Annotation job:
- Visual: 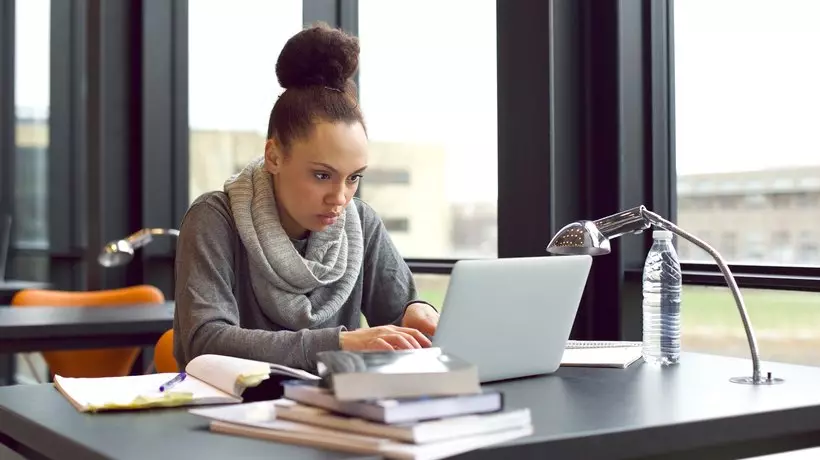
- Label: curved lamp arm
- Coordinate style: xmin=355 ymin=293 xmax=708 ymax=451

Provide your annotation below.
xmin=98 ymin=228 xmax=180 ymax=267
xmin=549 ymin=205 xmax=782 ymax=385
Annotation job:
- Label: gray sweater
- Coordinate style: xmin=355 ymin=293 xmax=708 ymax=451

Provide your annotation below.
xmin=173 ymin=192 xmax=420 ymax=371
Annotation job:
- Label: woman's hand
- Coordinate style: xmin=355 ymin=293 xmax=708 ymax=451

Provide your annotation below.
xmin=401 ymin=302 xmax=439 ymax=336
xmin=339 ymin=325 xmax=432 ymax=351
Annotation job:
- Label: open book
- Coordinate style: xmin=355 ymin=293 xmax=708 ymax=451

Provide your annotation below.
xmin=54 ymin=354 xmax=319 ymax=413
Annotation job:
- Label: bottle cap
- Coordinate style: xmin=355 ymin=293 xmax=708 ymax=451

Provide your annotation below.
xmin=653 ymin=230 xmax=673 ymax=240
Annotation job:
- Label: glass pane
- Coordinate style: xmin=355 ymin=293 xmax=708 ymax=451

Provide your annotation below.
xmin=188 ymin=0 xmax=303 ymax=202
xmin=358 ymin=0 xmax=498 ymax=259
xmin=14 ymin=0 xmax=50 ymax=252
xmin=673 ymin=0 xmax=820 ymax=266
xmin=361 ymin=273 xmax=450 ymax=328
xmin=681 ymin=286 xmax=820 ymax=367
xmin=414 ymin=273 xmax=450 ymax=311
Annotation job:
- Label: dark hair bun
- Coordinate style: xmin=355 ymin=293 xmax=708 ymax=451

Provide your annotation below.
xmin=276 ymin=22 xmax=359 ymax=90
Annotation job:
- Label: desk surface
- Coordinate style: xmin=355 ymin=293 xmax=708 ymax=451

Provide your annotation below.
xmin=2 ymin=353 xmax=820 ymax=460
xmin=0 ymin=303 xmax=174 ymax=353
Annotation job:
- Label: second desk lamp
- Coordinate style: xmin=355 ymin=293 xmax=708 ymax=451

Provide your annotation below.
xmin=98 ymin=228 xmax=180 ymax=267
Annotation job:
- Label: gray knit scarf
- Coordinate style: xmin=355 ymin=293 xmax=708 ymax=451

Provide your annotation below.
xmin=223 ymin=156 xmax=363 ymax=331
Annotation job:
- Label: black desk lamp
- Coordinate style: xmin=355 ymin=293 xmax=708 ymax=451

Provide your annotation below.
xmin=546 ymin=205 xmax=783 ymax=385
xmin=98 ymin=228 xmax=180 ymax=267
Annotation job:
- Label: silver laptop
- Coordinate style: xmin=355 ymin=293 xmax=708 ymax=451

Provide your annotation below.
xmin=431 ymin=255 xmax=592 ymax=383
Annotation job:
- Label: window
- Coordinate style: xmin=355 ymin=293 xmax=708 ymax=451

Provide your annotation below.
xmin=674 ymin=0 xmax=820 ymax=367
xmin=357 ymin=0 xmax=497 ymax=259
xmin=363 ymin=168 xmax=411 ymax=185
xmin=188 ymin=0 xmax=303 ymax=202
xmin=414 ymin=273 xmax=450 ymax=311
xmin=796 ymin=231 xmax=819 ymax=265
xmin=771 ymin=231 xmax=791 ymax=264
xmin=720 ymin=232 xmax=737 ymax=260
xmin=674 ymin=0 xmax=820 ymax=268
xmin=12 ymin=0 xmax=50 ymax=281
xmin=681 ymin=286 xmax=820 ymax=367
xmin=382 ymin=217 xmax=409 ymax=233
xmin=362 ymin=273 xmax=449 ymax=327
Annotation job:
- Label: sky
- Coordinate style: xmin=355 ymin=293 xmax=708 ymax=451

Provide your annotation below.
xmin=674 ymin=0 xmax=820 ymax=174
xmin=14 ymin=0 xmax=820 ymax=200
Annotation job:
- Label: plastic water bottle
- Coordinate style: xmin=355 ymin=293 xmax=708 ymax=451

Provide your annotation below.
xmin=642 ymin=230 xmax=681 ymax=365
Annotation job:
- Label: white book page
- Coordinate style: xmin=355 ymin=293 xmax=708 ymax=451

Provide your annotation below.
xmin=270 ymin=363 xmax=320 ymax=381
xmin=185 ymin=354 xmax=271 ymax=396
xmin=54 ymin=373 xmax=237 ymax=410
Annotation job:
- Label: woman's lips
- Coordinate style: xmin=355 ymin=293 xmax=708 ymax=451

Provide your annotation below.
xmin=317 ymin=213 xmax=339 ymax=225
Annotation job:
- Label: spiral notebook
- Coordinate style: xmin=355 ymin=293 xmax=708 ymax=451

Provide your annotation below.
xmin=561 ymin=341 xmax=643 ymax=368
xmin=566 ymin=340 xmax=642 ymax=349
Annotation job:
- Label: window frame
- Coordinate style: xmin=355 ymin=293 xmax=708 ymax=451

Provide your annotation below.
xmin=4 ymin=0 xmax=818 ymax=321
xmin=0 ymin=1 xmax=15 ymax=253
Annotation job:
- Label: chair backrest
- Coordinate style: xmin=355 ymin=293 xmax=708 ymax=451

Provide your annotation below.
xmin=153 ymin=329 xmax=178 ymax=373
xmin=12 ymin=285 xmax=166 ymax=378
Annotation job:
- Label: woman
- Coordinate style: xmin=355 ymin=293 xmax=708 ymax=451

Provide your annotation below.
xmin=173 ymin=23 xmax=440 ymax=371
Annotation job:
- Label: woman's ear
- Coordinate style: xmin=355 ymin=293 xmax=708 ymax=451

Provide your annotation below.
xmin=264 ymin=138 xmax=284 ymax=175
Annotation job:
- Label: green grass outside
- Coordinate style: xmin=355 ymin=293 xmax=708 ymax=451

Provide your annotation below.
xmin=679 ymin=285 xmax=820 ymax=333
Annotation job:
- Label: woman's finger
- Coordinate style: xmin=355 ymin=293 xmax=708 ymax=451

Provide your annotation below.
xmin=397 ymin=331 xmax=424 ymax=349
xmin=383 ymin=334 xmax=417 ymax=350
xmin=395 ymin=326 xmax=432 ymax=348
xmin=369 ymin=337 xmax=394 ymax=351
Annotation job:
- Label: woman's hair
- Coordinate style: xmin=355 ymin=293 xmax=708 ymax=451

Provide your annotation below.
xmin=267 ymin=22 xmax=365 ymax=150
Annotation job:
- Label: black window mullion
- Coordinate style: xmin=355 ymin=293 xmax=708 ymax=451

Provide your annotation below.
xmin=0 ymin=0 xmax=14 ymax=245
xmin=49 ymin=0 xmax=87 ymax=290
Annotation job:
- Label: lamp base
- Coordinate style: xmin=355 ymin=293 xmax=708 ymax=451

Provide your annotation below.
xmin=729 ymin=375 xmax=785 ymax=385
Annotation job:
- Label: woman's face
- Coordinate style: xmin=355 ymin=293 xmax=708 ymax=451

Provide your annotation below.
xmin=265 ymin=121 xmax=368 ymax=239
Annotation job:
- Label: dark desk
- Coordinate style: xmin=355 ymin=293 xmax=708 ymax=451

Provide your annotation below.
xmin=2 ymin=353 xmax=820 ymax=460
xmin=0 ymin=303 xmax=174 ymax=353
xmin=0 ymin=281 xmax=51 ymax=385
xmin=0 ymin=303 xmax=174 ymax=385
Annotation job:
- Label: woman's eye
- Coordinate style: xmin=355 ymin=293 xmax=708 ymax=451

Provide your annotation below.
xmin=314 ymin=172 xmax=331 ymax=181
xmin=349 ymin=174 xmax=363 ymax=183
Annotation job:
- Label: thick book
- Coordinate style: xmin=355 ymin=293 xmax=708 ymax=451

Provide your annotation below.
xmin=316 ymin=347 xmax=481 ymax=401
xmin=54 ymin=354 xmax=319 ymax=412
xmin=190 ymin=400 xmax=533 ymax=460
xmin=283 ymin=380 xmax=503 ymax=424
xmin=270 ymin=399 xmax=528 ymax=444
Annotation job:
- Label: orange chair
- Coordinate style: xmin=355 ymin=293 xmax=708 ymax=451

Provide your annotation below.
xmin=153 ymin=329 xmax=178 ymax=373
xmin=11 ymin=285 xmax=165 ymax=379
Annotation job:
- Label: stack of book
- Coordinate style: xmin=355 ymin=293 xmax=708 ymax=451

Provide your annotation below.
xmin=190 ymin=347 xmax=533 ymax=459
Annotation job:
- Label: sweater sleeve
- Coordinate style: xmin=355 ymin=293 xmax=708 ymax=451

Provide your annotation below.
xmin=356 ymin=199 xmax=429 ymax=327
xmin=173 ymin=200 xmax=342 ymax=371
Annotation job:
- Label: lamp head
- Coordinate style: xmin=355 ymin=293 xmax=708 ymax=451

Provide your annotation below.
xmin=98 ymin=239 xmax=134 ymax=267
xmin=546 ymin=220 xmax=611 ymax=256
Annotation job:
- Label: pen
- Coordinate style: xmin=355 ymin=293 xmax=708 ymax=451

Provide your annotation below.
xmin=158 ymin=372 xmax=186 ymax=392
